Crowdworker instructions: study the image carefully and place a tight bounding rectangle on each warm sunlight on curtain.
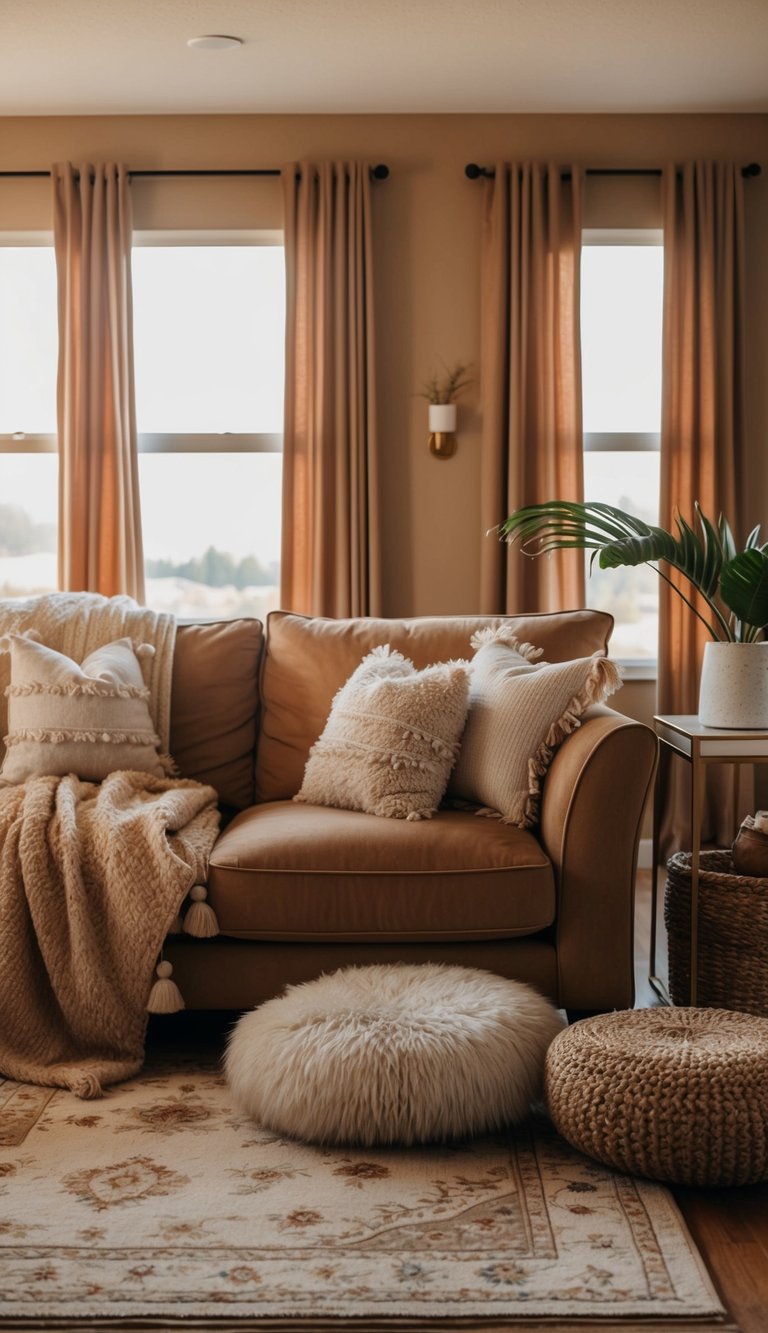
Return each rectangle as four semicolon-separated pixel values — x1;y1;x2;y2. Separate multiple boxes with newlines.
659;160;747;853
280;161;381;617
53;162;145;601
479;162;585;614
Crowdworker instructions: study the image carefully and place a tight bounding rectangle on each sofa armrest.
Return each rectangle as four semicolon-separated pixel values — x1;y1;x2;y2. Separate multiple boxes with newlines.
539;704;658;1011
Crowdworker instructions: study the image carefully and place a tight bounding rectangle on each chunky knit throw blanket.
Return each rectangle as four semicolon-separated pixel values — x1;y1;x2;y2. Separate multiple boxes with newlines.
0;592;176;767
0;771;219;1098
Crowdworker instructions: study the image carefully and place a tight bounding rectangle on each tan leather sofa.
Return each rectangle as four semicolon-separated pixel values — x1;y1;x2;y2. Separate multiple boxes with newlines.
165;609;658;1015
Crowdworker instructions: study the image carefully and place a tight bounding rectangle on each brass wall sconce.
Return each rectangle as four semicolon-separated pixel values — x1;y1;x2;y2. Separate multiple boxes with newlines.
428;403;458;459
421;363;471;459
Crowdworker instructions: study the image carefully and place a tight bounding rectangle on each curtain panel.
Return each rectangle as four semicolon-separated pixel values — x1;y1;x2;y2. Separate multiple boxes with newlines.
479;162;585;615
52;162;145;602
280;161;381;618
658;160;747;853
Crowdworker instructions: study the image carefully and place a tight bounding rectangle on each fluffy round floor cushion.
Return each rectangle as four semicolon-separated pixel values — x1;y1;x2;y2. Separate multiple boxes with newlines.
225;963;565;1146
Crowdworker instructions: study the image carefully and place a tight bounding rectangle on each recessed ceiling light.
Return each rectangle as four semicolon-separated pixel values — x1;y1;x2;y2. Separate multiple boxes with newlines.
187;34;243;51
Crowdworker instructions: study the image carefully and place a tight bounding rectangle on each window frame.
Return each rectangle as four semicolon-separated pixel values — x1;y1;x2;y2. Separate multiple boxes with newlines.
0;229;285;461
0;231;57;458
581;227;663;678
131;229;284;459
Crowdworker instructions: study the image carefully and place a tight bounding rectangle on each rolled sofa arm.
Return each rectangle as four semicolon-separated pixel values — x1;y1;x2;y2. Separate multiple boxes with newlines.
539;704;658;1012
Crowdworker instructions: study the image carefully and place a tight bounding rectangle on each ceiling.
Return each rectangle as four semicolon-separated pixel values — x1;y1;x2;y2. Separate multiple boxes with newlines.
1;0;767;116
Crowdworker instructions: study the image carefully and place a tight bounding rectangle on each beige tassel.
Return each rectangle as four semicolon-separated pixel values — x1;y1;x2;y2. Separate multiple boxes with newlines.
147;960;185;1013
183;884;220;938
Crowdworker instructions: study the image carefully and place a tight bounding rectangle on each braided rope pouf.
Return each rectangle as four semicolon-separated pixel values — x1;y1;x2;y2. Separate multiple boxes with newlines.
545;1007;768;1186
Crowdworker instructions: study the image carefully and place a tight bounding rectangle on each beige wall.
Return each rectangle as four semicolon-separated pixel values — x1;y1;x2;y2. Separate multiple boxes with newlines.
2;112;767;747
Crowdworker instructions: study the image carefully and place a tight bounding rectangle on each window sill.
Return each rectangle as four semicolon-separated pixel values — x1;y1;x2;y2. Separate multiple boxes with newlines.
615;660;657;682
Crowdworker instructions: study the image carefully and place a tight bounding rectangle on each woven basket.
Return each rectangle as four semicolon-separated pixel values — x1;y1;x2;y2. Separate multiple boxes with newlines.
545;1007;768;1186
664;849;768;1015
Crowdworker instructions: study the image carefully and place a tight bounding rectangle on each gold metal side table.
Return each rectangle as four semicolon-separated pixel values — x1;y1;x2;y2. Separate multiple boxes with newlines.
650;714;768;1005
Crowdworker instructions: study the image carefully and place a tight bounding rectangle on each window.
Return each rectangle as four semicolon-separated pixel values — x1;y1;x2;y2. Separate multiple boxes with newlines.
581;233;664;665
132;239;285;619
0;237;286;618
0;242;58;598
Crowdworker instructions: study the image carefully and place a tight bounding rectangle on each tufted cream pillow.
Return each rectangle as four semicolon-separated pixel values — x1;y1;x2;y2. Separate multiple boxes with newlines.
295;645;469;821
0;634;168;784
450;627;622;828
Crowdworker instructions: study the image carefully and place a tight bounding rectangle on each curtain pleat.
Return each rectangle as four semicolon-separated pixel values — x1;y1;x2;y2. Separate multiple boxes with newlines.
658;160;748;854
479;162;585;614
52;162;144;602
280;161;381;617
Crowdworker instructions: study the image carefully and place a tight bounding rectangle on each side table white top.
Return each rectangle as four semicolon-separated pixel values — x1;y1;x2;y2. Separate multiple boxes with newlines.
654;714;768;759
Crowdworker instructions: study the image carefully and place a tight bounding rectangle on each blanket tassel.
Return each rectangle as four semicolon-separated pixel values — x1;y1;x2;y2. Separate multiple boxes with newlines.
183;884;220;938
147;960;185;1014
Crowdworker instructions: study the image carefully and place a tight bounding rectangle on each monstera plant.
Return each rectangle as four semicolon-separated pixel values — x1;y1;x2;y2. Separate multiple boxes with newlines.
499;501;768;643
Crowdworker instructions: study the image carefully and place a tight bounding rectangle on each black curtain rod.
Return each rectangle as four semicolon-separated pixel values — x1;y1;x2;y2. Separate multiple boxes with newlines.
0;164;390;181
466;162;761;180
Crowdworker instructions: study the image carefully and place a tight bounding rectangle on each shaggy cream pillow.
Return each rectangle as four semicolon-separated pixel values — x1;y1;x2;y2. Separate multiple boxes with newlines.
450;627;621;828
226;963;565;1146
294;645;469;821
0;633;168;784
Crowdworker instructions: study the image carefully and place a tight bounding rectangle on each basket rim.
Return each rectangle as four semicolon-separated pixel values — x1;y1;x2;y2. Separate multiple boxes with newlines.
667;848;768;889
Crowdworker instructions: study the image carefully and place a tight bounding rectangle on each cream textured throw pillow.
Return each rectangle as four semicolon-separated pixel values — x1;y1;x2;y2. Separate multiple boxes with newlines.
0;634;168;784
450;627;621;828
295;645;469;821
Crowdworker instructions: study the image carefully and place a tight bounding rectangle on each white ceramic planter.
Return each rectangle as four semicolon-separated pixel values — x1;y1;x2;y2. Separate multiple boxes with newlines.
698;641;768;729
428;403;457;433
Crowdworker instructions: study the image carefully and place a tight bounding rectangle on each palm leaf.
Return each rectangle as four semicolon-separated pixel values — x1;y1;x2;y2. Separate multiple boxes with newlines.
498;500;734;640
720;549;768;637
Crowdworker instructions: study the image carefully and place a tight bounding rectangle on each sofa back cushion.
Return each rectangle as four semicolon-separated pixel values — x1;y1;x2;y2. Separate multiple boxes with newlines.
171;619;263;810
256;610;613;804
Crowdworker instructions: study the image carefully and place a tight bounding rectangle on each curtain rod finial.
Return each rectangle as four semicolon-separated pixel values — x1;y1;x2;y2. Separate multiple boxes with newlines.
371;164;389;180
465;163;482;180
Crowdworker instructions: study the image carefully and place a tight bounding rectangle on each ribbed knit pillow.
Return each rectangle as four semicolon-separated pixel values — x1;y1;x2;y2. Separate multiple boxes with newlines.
0;633;168;784
295;645;469;821
450;627;622;828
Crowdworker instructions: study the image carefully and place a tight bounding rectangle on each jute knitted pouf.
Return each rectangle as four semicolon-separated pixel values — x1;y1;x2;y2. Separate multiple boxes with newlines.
545;1007;768;1186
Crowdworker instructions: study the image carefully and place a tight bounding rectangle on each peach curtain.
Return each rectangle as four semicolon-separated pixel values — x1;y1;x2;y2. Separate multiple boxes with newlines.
52;162;145;601
280;161;381;617
659;161;747;853
479;162;585;614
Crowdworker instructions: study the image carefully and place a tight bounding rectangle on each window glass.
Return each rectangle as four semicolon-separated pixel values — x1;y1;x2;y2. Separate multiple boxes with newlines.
0;455;58;597
582;450;660;660
132;245;285;619
581;241;664;662
132;246;284;433
581;245;663;434
0;246;58;596
139;453;281;621
0;247;58;435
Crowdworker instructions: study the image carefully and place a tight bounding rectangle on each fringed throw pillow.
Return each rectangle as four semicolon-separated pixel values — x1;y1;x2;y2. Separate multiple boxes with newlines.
295;645;469;821
449;627;621;828
0;633;169;784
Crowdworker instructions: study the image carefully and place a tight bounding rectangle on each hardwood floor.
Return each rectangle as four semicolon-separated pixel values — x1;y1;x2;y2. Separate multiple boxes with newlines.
635;868;768;1333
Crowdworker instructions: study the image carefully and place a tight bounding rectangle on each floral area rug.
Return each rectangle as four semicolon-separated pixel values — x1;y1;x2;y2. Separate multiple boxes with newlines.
0;1058;725;1325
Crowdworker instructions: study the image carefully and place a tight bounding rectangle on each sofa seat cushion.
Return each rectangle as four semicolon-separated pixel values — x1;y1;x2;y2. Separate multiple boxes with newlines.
207;802;554;942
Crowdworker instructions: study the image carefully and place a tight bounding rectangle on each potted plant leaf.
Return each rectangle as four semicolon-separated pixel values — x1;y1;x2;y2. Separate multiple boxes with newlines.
498;500;768;728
